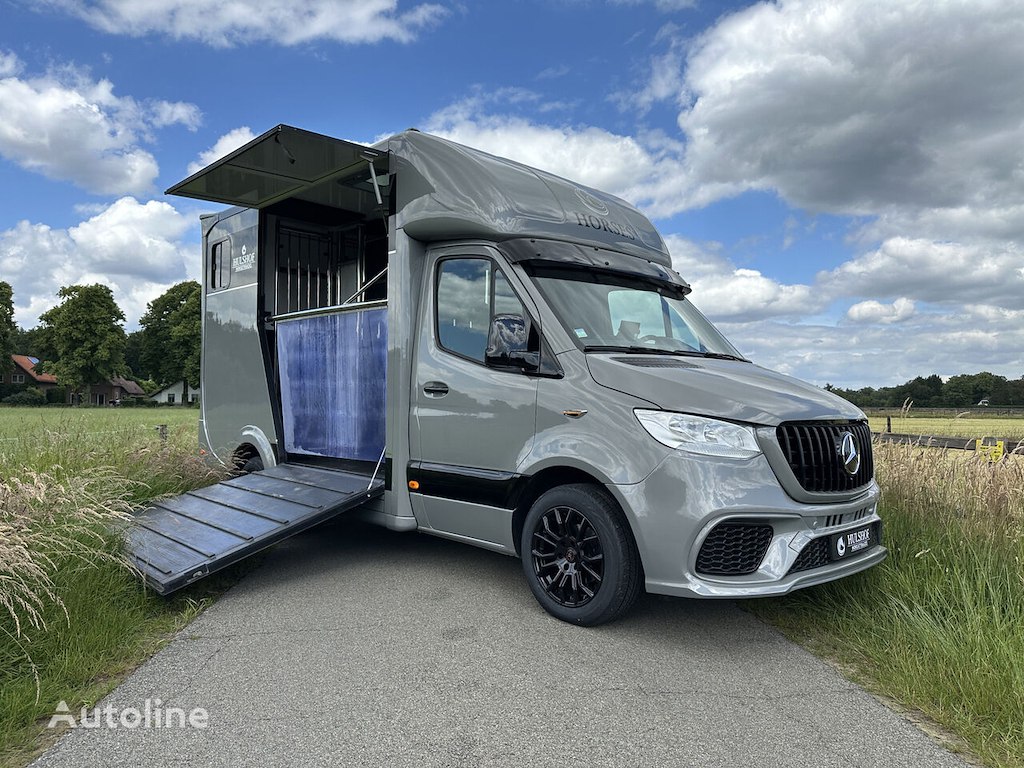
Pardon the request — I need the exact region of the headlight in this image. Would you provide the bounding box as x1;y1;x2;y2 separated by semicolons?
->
634;410;762;459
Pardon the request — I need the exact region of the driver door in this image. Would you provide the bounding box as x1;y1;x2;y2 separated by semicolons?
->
409;248;539;548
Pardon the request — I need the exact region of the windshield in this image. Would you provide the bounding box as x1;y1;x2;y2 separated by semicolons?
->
529;266;745;359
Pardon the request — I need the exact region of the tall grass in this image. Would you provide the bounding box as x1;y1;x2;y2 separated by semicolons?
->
0;408;226;767
753;440;1024;767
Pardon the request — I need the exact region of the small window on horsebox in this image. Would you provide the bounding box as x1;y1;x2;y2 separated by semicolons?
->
210;241;230;291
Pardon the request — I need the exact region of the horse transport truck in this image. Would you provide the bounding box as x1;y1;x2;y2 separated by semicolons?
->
127;124;884;625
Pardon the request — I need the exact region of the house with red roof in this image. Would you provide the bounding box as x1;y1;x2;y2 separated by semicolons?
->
3;354;59;391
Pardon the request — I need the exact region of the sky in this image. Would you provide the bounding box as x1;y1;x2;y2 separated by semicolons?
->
1;0;1022;390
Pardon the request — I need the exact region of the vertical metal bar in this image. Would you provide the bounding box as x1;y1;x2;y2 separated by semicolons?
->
286;231;292;314
327;234;334;307
305;234;311;311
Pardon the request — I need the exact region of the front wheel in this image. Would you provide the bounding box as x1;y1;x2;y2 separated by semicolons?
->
520;484;642;626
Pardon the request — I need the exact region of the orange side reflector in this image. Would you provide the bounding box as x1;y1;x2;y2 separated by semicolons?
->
408;480;420;490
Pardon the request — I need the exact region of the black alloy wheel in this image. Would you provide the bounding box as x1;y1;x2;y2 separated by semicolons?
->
531;505;604;608
520;484;642;626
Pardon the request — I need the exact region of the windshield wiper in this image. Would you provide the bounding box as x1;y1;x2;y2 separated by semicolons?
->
583;345;680;356
583;345;749;362
697;351;749;362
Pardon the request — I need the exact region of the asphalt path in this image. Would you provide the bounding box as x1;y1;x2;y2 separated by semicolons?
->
34;517;967;768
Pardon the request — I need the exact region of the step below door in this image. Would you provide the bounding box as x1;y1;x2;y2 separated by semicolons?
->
127;463;383;594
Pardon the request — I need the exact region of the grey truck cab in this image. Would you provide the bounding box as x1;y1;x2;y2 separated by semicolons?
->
130;125;884;625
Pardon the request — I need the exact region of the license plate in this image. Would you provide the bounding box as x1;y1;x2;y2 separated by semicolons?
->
829;524;875;561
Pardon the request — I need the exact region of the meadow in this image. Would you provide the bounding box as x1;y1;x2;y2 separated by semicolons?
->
868;413;1024;442
2;406;1023;767
753;433;1024;768
0;406;230;768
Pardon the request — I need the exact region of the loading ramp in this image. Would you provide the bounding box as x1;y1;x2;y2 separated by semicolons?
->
127;463;384;594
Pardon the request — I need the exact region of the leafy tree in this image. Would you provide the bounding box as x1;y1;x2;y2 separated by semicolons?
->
125;329;145;378
170;287;201;394
10;325;50;358
895;375;944;408
38;284;127;402
139;281;201;402
942;371;1007;407
0;281;13;373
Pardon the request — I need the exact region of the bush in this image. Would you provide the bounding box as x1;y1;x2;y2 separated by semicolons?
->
45;386;67;404
1;387;46;406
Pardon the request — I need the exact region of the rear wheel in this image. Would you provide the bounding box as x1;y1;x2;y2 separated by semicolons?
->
520;484;642;626
241;456;264;473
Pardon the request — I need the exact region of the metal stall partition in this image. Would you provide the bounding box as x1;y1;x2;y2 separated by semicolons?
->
276;304;387;461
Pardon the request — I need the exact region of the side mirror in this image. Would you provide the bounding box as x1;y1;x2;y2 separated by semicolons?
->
485;314;539;371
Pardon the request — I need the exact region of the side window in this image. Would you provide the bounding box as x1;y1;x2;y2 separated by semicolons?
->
210;241;230;291
437;259;490;362
493;270;524;317
436;258;527;364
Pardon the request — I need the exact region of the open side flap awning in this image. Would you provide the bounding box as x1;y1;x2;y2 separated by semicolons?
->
166;124;387;209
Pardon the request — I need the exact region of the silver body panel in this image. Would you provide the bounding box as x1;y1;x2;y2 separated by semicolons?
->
199;208;277;466
184;125;885;600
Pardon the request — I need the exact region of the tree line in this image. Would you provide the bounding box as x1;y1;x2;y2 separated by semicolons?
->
826;372;1024;409
3;278;1020;408
0;280;200;404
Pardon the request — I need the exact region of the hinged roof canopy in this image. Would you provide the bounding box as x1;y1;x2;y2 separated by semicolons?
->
169;124;672;267
166;124;387;210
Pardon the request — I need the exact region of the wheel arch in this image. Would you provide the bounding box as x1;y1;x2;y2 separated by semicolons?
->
512;464;644;570
233;425;277;470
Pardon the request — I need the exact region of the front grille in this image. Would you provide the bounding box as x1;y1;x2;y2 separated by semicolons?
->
788;538;831;574
822;506;871;529
776;421;874;493
696;522;773;576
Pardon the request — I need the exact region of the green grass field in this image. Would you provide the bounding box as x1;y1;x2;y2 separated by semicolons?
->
753;437;1024;767
0;406;235;768
868;415;1024;441
3;406;1024;767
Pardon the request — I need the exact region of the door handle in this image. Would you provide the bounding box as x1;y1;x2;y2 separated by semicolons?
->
423;381;449;397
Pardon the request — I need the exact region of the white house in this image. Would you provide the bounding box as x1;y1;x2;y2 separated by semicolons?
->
151;382;201;405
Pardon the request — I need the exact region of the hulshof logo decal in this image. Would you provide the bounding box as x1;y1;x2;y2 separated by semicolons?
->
232;244;257;272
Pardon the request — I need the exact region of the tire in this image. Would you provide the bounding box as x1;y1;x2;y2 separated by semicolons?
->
240;455;264;474
520;484;642;626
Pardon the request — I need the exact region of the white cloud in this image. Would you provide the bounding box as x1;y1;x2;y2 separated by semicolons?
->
187;127;258;176
0;198;196;328
150;100;202;130
610;0;696;10
846;297;915;325
665;234;823;321
0;51;21;77
721;314;1023;390
823;237;1024;310
41;0;447;47
675;0;1024;217
0;53;201;195
424;97;704;217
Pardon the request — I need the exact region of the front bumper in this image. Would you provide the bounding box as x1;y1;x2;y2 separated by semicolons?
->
607;450;886;599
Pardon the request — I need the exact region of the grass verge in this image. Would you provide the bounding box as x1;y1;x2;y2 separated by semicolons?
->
0;408;238;768
750;440;1024;768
